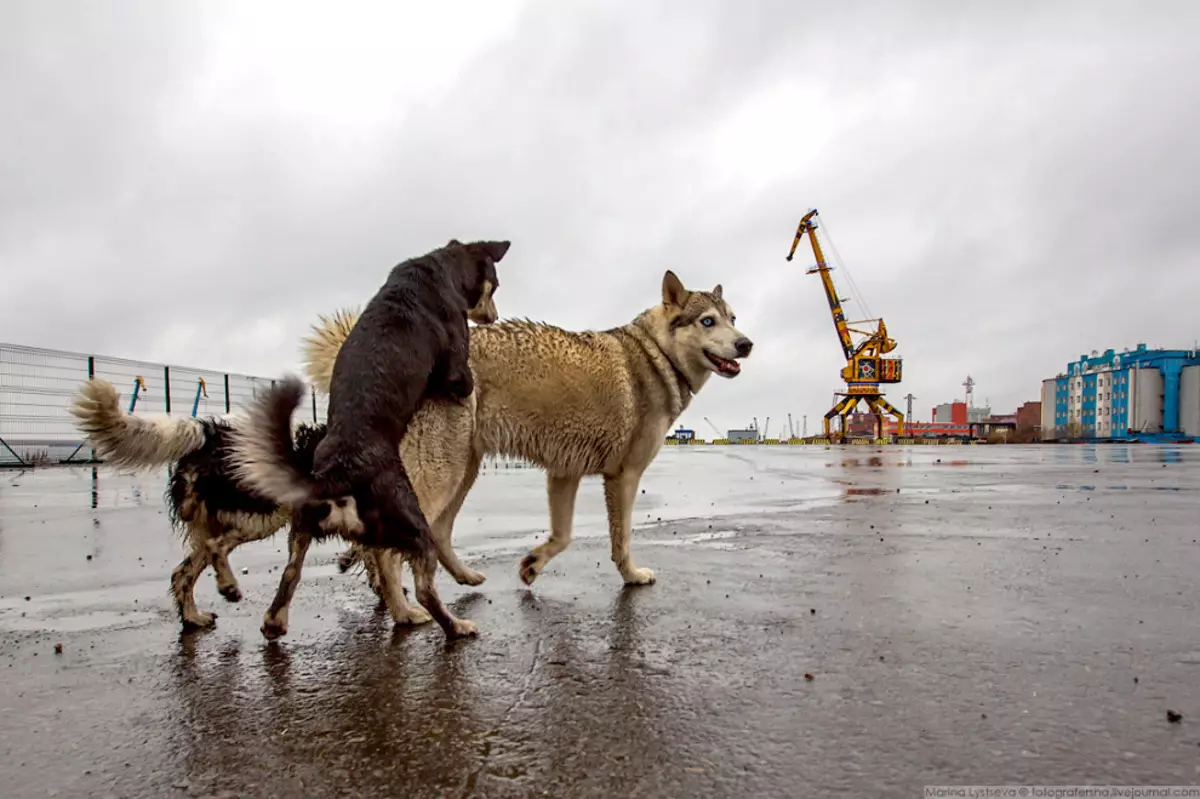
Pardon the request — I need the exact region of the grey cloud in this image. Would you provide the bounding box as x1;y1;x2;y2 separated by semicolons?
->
2;0;1198;435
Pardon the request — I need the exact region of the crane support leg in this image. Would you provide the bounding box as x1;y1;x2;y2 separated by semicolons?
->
866;395;906;438
824;394;860;440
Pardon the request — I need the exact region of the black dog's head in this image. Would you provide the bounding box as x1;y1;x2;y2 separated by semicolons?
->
445;239;509;324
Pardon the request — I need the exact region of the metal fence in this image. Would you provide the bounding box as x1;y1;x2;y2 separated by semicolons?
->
0;342;329;467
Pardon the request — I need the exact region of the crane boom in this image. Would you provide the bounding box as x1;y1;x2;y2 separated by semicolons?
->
785;208;905;441
786;210;855;360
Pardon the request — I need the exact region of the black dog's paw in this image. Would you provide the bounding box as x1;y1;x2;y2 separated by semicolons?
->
443;372;474;401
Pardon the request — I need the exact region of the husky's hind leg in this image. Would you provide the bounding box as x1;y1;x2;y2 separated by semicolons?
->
376;469;477;639
375;548;432;626
520;473;582;586
430;448;487;586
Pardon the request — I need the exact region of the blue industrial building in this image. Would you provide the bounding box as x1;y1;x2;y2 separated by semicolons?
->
1040;344;1200;441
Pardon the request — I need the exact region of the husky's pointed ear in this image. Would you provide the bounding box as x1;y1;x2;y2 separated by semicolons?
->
662;270;689;308
711;283;723;300
481;240;511;263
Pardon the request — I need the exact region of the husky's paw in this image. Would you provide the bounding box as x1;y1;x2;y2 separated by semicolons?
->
181;611;217;631
519;553;545;585
261;617;288;640
447;618;479;638
622;566;657;586
456;567;487;587
218;584;243;603
393;605;433;626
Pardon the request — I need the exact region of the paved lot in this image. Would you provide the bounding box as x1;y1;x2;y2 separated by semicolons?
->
1;444;1198;798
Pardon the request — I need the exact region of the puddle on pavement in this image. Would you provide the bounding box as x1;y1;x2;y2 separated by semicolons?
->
650;529;745;550
1055;484;1190;492
0;608;159;633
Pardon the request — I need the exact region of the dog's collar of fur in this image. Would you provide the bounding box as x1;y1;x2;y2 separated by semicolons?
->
624;320;695;416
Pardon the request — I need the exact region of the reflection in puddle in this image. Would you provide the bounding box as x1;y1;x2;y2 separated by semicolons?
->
845;487;887;497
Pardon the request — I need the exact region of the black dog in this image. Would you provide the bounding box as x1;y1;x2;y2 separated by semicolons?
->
229;238;509;640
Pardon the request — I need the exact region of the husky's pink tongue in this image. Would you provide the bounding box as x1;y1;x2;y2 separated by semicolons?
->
714;356;740;376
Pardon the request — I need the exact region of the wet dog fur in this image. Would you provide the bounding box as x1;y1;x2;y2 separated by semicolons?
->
71;269;750;637
70;377;306;629
302;268;753;614
227;238;508;640
69;374;483;633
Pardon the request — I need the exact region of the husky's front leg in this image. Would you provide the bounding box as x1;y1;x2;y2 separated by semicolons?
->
603;468;655;585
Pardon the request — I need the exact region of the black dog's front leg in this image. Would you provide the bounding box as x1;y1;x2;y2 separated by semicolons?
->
434;328;474;401
441;361;474;401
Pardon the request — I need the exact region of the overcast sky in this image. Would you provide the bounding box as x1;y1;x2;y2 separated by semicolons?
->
3;0;1198;434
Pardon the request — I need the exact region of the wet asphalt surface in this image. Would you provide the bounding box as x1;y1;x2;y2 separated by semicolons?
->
1;444;1199;798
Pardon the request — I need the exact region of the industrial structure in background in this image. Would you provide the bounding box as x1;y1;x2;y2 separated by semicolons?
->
1040;344;1200;441
843;373;1039;441
786;209;904;441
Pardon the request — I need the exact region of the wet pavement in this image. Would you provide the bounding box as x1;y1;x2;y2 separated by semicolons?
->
1;444;1199;797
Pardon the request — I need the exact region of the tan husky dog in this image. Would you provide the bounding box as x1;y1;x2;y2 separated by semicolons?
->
300;269;753;629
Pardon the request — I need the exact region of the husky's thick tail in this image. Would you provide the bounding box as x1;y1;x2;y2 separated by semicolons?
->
70;378;208;470
226;374;318;505
302;306;359;395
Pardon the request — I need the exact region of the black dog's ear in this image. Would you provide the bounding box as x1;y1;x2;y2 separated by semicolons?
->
480;240;511;263
447;238;463;248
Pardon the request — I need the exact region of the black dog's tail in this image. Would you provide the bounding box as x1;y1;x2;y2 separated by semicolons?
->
226;374;318;505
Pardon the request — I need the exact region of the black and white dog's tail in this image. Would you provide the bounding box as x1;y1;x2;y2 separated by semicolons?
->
71;378;209;470
226;374;318;505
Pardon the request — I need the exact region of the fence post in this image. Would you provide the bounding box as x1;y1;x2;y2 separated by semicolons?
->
164;366;171;414
311;386;317;423
88;355;95;461
61;355;98;465
224;374;231;414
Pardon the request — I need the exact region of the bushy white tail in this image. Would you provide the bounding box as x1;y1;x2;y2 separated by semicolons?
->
70;378;207;470
302;306;359;395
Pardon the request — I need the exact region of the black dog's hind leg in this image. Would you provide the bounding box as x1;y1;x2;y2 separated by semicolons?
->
374;467;477;639
409;538;479;640
261;517;313;640
371;462;433;547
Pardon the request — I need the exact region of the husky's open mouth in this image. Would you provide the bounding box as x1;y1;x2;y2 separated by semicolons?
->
704;350;742;377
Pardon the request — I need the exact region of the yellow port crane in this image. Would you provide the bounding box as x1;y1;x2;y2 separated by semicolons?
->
786;209;905;441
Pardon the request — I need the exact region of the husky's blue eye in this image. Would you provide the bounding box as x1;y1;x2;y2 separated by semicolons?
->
701;317;715;327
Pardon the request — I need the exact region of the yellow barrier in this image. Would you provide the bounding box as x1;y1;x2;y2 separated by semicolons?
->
664;437;979;447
